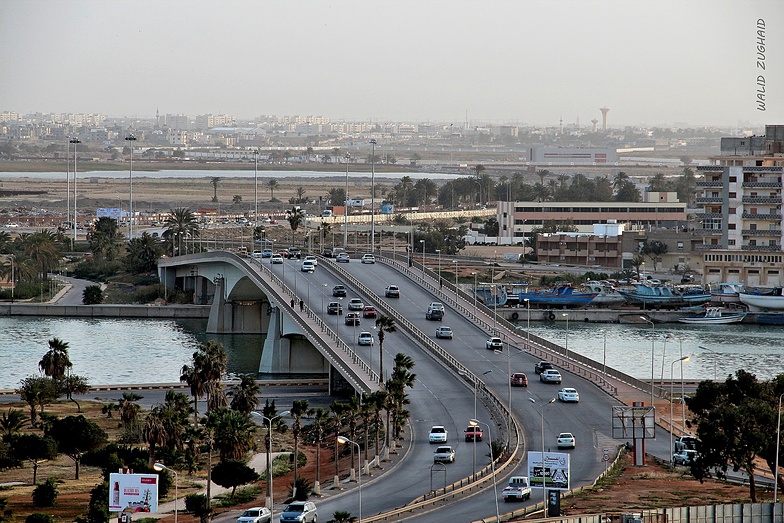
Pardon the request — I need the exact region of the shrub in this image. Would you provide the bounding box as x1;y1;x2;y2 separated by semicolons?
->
31;478;58;507
290;476;312;501
184;494;211;523
83;285;104;304
26;514;54;523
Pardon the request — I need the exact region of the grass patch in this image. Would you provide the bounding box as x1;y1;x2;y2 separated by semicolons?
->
259;454;292;480
213;486;263;507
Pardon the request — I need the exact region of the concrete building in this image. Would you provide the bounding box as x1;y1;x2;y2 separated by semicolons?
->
696;124;784;286
527;147;617;165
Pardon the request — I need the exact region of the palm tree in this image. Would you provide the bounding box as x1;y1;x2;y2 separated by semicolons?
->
118;392;143;439
164;207;200;256
21;231;60;281
0;408;28;437
374;316;397;384
143;407;168;467
229;375;261;414
39;337;72;380
268;179;279;202
125;233;164;273
290;399;310;485
206;408;257;461
330;401;349;480
366;390;387;462
180;363;206;425
210;177;221;202
344;396;360;472
359;395;373;466
310;407;330;488
287;207;304;247
295;186;306;203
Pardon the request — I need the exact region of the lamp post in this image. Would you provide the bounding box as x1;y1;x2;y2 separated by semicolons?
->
337;435;362;523
661;333;675;384
775;393;784;503
561;313;570;365
640;316;656;407
458;369;492;480
453;260;458;301
70;138;81;245
419;239;426;279
370;139;377;254
524;298;531;344
698;345;718;381
436;249;441;286
494;345;512;447
153;462;178;523
254;149;259;228
471;272;477;310
529;397;556;517
125;134;137;239
669;356;690;463
252;410;290;516
469;418;499;521
344;153;350;248
66;137;71;234
493;283;498;331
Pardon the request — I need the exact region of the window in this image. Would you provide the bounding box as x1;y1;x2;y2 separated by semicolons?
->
729;239;736;246
677;242;684;249
729;192;736;198
728;224;736;230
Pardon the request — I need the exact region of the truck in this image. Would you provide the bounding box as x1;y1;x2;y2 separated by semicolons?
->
502;476;531;502
674;436;698;452
464;426;483;442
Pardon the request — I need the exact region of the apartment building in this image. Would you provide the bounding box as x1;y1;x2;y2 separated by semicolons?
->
697;124;784;286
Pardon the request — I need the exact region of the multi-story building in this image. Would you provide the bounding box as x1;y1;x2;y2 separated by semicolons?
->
697;124;784;286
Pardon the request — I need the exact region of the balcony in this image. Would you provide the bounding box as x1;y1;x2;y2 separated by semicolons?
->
696;197;724;204
742;229;782;236
696;181;724;188
695;244;725;250
697;212;723;219
741;244;782;251
742;196;782;204
743;181;782;188
741;212;782;220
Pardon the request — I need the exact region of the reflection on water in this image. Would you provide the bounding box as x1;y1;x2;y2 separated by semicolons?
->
0;317;264;390
526;322;784;381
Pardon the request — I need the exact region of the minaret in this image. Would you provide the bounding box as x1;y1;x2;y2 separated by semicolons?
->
156;108;160;128
559;117;563;134
600;107;610;130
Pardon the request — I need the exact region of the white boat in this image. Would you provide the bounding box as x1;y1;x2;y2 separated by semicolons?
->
739;289;784;312
584;283;625;307
678;307;747;324
710;283;745;304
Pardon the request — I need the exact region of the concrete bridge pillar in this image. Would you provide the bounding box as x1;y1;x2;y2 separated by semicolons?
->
206;277;265;334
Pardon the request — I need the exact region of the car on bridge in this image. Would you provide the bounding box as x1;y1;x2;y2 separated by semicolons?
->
300;260;315;273
464;426;483;441
426;302;445;321
345;312;360;326
361;254;376;264
510;372;528;387
327;302;343;315
540;369;562;383
558;387;579;402
556;432;576;449
534;361;554;374
332;285;347;297
336;253;350;263
435;326;453;339
357;331;374;346
486;337;503;350
348;298;364;311
270;254;284;264
303;255;318;266
362;306;377;318
385;285;400;298
433;445;455;463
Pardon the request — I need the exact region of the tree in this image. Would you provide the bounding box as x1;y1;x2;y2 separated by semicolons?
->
163;208;200;257
331;511;355;523
232;195;242;205
287;207;304;247
374;315;397;384
89;217;122;260
38;338;72;380
268;179;279;202
50;415;107;479
0;408;28;438
210;459;259;497
17;377;58;426
308;407;330;488
83;285;103;305
181;341;227;422
290;400;310;486
31;478;58;507
640;240;669;270
118;392;143;442
482;218;499;237
206;408;256;461
143;391;191;467
184;493;211;523
8;434;58;484
125;233;163;273
209;177;220;203
228;375;261;414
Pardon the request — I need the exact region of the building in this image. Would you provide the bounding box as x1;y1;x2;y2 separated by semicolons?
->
528;147;617;165
697;124;784;286
535;224;625;268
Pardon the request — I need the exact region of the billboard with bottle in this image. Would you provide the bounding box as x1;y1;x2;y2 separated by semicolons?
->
108;473;159;513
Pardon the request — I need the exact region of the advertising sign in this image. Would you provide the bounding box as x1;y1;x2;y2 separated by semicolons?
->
527;451;570;491
108;473;159;513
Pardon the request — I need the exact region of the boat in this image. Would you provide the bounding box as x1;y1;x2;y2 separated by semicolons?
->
739;288;784;312
710;283;746;304
678;307;747;324
583;283;625;307
757;314;784;325
618;284;711;308
517;285;598;308
473;284;508;307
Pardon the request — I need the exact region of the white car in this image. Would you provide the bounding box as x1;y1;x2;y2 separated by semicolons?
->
251;250;263;259
540;369;562;384
435;326;453;339
433;445;455;463
557;387;579;402
556;432;576;449
486;337;503;350
361;254;376;264
357;331;374;346
672;449;698;465
237;507;271;523
300;260;315;273
347;298;364;311
303;255;318;266
336;253;350;263
428;425;448;443
270;254;284;264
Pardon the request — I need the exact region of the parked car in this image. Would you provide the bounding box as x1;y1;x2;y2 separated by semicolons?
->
348;298;364;311
435;326;453;339
361;254;376;264
433;445;455;463
362;306;377;318
270;254;284;264
510;372;528;387
556;432;576;449
486;337;503;350
464;426;483;442
327;302;343;315
557;387;580;402
336;253;350;263
357;331;374;346
345;312;360;326
428;425;448;443
540;369;562;383
236;507;271;523
385;285;400;298
279;501;317;523
534;361;554;374
332;285;347;297
300;260;315;273
672;449;698;466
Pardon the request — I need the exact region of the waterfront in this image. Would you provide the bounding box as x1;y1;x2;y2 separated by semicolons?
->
2;316;783;390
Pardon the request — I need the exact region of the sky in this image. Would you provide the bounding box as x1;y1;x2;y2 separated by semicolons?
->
1;0;783;128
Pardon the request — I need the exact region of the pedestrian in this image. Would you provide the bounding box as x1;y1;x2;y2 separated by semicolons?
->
291;298;295;308
299;299;304;312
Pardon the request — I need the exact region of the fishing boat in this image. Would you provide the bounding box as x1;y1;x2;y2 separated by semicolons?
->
583;283;625;308
710;283;745;304
517;285;598;308
618;284;711;308
739;288;784;312
678;307;747;325
473;284;508;307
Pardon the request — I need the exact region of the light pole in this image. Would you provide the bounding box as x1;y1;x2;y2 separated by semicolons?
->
561;313;569;365
337;435;362;523
661;333;675;384
70;137;81;245
254;149;259;228
669;356;690;463
458;369;492;480
252;410;290;517
775;393;784;503
125;134;137;239
698;345;718;381
419;239;426;279
494;345;512;447
471;272;478;310
436;249;441;286
370;138;377;254
640;316;656;407
66;137;71;234
153;462;178;523
530;397;556;516
524;298;531;344
344;153;350;248
469;418;499;521
453;260;458;301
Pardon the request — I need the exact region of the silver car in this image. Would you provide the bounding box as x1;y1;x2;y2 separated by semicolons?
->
236;507;271;523
540;369;562;383
280;501;317;523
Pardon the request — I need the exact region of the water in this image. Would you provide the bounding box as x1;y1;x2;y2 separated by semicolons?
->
0;169;461;181
0;317;264;390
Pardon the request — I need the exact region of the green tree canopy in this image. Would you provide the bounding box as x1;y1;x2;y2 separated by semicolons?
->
50;415;107;479
210;459;259;497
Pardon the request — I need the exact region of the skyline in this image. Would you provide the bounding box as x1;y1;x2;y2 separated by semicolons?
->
1;0;782;127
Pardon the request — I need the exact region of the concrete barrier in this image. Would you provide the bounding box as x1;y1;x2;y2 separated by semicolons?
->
1;304;210;319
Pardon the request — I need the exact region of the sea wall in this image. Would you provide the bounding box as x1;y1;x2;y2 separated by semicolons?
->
0;304;210;318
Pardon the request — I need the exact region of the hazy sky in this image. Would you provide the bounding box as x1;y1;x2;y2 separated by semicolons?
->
1;0;782;127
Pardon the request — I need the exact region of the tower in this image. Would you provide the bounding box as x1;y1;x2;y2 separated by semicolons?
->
600;107;610;131
591;119;599;132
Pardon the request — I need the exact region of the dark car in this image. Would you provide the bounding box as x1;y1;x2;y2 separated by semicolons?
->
534;361;554;374
510;372;528;387
332;285;347;297
345;312;360;326
327;302;343;315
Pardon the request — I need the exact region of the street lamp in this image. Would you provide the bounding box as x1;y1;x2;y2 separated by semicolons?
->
436;249;441;286
153;462;178;523
524;298;531;344
469;418;499;521
669;356;690;464
370;139;377;254
698;345;718;381
251;410;290;517
419;240;425;279
775;393;784;503
561;313;569;365
254;149;259;228
640;316;656;407
337;435;362;523
494;345;512;447
66;137;71;235
453;260;458;302
471;272;478;310
529;397;556;516
344;153;350;248
458;369;492;481
125;134;137;240
70;138;81;245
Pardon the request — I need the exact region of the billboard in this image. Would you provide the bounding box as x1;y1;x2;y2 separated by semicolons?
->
97;208;123;220
527;451;570;491
108;473;159;513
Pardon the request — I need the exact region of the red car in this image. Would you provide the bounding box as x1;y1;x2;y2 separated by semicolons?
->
362;306;377;318
510;372;528;387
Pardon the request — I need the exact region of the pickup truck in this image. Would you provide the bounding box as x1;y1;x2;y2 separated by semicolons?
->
674;436;698;452
464;426;483;442
535;361;554;374
502;476;531;502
